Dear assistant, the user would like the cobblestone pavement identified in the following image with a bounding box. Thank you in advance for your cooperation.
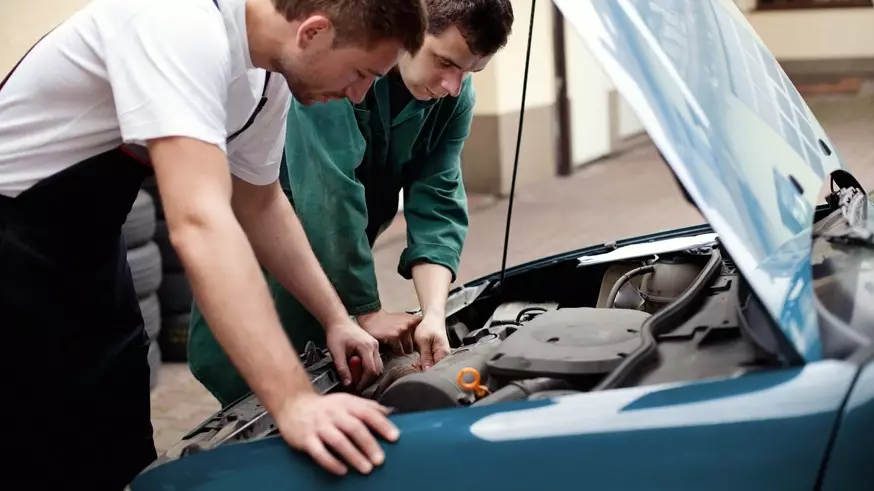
[149,91,873,455]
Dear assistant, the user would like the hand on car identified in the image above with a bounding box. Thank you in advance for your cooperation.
[276,391,399,476]
[357,309,421,356]
[412,313,451,370]
[325,317,384,391]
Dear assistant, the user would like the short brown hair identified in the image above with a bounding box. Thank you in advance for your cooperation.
[426,0,514,56]
[272,0,427,54]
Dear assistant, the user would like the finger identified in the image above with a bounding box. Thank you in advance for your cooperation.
[319,425,373,475]
[390,339,404,356]
[356,344,382,394]
[304,435,348,476]
[433,344,450,365]
[337,414,386,467]
[358,342,380,376]
[372,342,384,374]
[348,356,363,388]
[350,401,401,443]
[348,394,391,414]
[334,353,352,387]
[402,332,415,355]
[418,342,435,370]
[355,362,380,393]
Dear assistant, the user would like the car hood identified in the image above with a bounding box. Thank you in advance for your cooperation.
[553,0,847,361]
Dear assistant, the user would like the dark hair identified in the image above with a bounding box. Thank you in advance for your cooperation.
[272,0,427,54]
[425,0,514,56]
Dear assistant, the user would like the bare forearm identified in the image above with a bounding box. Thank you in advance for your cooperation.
[170,199,314,415]
[148,136,315,416]
[411,263,453,317]
[233,181,349,329]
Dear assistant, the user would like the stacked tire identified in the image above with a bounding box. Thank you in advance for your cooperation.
[123,190,163,390]
[142,177,193,362]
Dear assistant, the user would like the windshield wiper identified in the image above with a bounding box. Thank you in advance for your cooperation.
[814,187,873,248]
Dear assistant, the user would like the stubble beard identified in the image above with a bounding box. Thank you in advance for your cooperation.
[273,53,314,105]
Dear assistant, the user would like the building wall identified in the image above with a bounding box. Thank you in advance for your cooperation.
[564,18,644,170]
[461,0,557,197]
[0,0,91,74]
[462,0,649,196]
[749,8,874,61]
[733,0,874,61]
[5,0,869,199]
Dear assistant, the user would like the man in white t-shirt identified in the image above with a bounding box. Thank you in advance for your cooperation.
[0,0,426,488]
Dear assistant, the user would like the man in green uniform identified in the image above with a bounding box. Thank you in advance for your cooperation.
[188,0,515,407]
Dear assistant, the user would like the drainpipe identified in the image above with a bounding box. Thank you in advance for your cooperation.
[552,5,572,177]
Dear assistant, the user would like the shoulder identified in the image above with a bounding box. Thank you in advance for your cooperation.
[95,0,227,48]
[102,0,231,82]
[92,0,222,27]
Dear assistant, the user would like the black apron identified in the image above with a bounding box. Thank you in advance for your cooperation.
[0,1,271,488]
[1,147,157,490]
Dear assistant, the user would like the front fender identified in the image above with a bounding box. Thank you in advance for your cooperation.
[131,361,855,491]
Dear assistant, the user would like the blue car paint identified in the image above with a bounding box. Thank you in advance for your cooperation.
[131,361,857,490]
[819,359,874,491]
[551,0,848,362]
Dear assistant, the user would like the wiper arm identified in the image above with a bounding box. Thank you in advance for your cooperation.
[814,227,874,248]
[814,187,873,247]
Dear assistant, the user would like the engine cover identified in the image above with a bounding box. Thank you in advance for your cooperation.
[486,307,651,379]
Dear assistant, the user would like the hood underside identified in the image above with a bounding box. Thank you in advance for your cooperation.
[553,0,847,361]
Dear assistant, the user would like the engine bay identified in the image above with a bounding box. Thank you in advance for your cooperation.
[152,241,783,465]
[361,244,776,413]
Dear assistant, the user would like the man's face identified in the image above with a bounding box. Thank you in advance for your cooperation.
[274,17,405,105]
[397,25,493,101]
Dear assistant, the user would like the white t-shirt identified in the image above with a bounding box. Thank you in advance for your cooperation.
[0,0,290,197]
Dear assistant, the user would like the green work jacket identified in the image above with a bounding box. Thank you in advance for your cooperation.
[187,74,475,406]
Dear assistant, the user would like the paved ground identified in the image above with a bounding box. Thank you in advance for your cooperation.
[148,89,874,454]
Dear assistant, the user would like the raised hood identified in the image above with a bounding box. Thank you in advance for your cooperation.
[553,0,847,361]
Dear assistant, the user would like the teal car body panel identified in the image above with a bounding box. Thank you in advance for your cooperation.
[132,361,856,490]
[819,358,874,491]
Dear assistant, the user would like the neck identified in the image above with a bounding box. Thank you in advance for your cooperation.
[245,0,291,69]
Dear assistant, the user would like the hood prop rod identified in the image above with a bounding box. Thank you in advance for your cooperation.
[498,0,537,289]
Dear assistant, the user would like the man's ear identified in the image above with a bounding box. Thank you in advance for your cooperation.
[296,15,334,49]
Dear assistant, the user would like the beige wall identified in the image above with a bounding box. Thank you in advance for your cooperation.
[464,0,557,196]
[470,0,557,115]
[564,20,612,167]
[0,0,91,74]
[733,0,874,61]
[749,9,874,61]
[464,0,646,195]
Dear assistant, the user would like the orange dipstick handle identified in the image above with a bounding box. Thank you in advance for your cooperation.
[456,367,490,398]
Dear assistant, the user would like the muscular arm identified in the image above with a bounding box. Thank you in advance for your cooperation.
[148,136,314,417]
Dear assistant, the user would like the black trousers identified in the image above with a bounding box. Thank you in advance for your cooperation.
[0,150,158,490]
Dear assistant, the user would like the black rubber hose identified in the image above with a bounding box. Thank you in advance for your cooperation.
[605,265,655,308]
[593,249,723,391]
[472,378,572,406]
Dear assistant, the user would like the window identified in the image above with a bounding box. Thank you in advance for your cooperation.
[757,0,873,9]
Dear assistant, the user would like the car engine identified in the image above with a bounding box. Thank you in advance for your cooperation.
[153,245,775,464]
[363,253,733,413]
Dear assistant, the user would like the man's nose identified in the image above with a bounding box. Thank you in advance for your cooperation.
[441,73,463,98]
[346,78,374,104]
